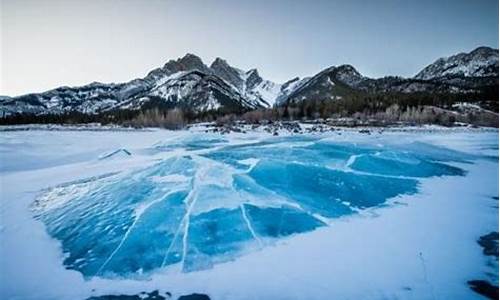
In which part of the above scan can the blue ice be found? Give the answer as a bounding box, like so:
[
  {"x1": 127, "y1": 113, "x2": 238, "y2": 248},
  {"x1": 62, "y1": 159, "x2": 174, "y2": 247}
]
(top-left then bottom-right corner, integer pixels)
[{"x1": 32, "y1": 136, "x2": 473, "y2": 278}]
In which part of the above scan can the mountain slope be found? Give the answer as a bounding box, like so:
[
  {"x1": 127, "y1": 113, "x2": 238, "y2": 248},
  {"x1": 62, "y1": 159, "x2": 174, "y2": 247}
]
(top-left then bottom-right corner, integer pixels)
[
  {"x1": 1, "y1": 47, "x2": 498, "y2": 118},
  {"x1": 283, "y1": 66, "x2": 359, "y2": 104},
  {"x1": 210, "y1": 58, "x2": 282, "y2": 107},
  {"x1": 415, "y1": 47, "x2": 499, "y2": 80},
  {"x1": 281, "y1": 64, "x2": 463, "y2": 105},
  {"x1": 116, "y1": 70, "x2": 257, "y2": 112},
  {"x1": 0, "y1": 54, "x2": 281, "y2": 117},
  {"x1": 279, "y1": 47, "x2": 499, "y2": 105}
]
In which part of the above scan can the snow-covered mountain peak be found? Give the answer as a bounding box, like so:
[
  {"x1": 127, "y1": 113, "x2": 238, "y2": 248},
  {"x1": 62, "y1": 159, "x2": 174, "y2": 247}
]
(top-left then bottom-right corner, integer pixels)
[
  {"x1": 246, "y1": 68, "x2": 259, "y2": 76},
  {"x1": 3, "y1": 47, "x2": 497, "y2": 117},
  {"x1": 210, "y1": 57, "x2": 246, "y2": 90},
  {"x1": 415, "y1": 46, "x2": 499, "y2": 80},
  {"x1": 335, "y1": 64, "x2": 361, "y2": 76},
  {"x1": 209, "y1": 59, "x2": 282, "y2": 107},
  {"x1": 245, "y1": 69, "x2": 263, "y2": 89},
  {"x1": 333, "y1": 64, "x2": 364, "y2": 86},
  {"x1": 210, "y1": 57, "x2": 230, "y2": 67},
  {"x1": 274, "y1": 77, "x2": 310, "y2": 105},
  {"x1": 239, "y1": 68, "x2": 283, "y2": 107},
  {"x1": 469, "y1": 46, "x2": 498, "y2": 60},
  {"x1": 163, "y1": 53, "x2": 210, "y2": 74}
]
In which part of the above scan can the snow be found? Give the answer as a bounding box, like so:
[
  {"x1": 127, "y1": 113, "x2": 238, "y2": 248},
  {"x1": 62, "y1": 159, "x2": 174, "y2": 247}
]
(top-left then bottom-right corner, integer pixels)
[
  {"x1": 230, "y1": 68, "x2": 282, "y2": 107},
  {"x1": 152, "y1": 71, "x2": 187, "y2": 88},
  {"x1": 148, "y1": 72, "x2": 198, "y2": 103},
  {"x1": 0, "y1": 125, "x2": 498, "y2": 300},
  {"x1": 247, "y1": 80, "x2": 282, "y2": 107},
  {"x1": 415, "y1": 47, "x2": 498, "y2": 80},
  {"x1": 275, "y1": 77, "x2": 310, "y2": 105},
  {"x1": 203, "y1": 93, "x2": 221, "y2": 111},
  {"x1": 452, "y1": 102, "x2": 482, "y2": 110}
]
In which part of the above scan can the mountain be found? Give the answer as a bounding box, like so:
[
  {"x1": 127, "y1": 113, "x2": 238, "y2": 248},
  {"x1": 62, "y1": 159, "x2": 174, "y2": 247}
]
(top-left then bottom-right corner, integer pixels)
[
  {"x1": 280, "y1": 47, "x2": 498, "y2": 105},
  {"x1": 275, "y1": 77, "x2": 310, "y2": 105},
  {"x1": 282, "y1": 65, "x2": 459, "y2": 104},
  {"x1": 415, "y1": 47, "x2": 498, "y2": 80},
  {"x1": 1, "y1": 47, "x2": 498, "y2": 118},
  {"x1": 0, "y1": 54, "x2": 283, "y2": 117},
  {"x1": 210, "y1": 58, "x2": 282, "y2": 107},
  {"x1": 282, "y1": 66, "x2": 356, "y2": 104},
  {"x1": 411, "y1": 46, "x2": 499, "y2": 91}
]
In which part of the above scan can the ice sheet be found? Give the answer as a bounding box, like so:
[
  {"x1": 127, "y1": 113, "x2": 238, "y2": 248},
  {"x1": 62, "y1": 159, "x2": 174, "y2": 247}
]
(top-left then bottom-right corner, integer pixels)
[{"x1": 0, "y1": 126, "x2": 497, "y2": 300}]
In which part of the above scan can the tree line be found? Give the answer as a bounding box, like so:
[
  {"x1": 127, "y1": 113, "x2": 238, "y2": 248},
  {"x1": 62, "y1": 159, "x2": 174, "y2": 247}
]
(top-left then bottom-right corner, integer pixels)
[{"x1": 1, "y1": 89, "x2": 497, "y2": 127}]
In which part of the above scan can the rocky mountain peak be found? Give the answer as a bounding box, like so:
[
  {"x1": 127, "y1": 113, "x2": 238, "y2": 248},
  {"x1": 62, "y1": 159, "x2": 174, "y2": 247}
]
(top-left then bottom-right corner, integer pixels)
[
  {"x1": 282, "y1": 77, "x2": 301, "y2": 90},
  {"x1": 335, "y1": 64, "x2": 361, "y2": 75},
  {"x1": 3, "y1": 47, "x2": 497, "y2": 118},
  {"x1": 210, "y1": 57, "x2": 229, "y2": 68},
  {"x1": 415, "y1": 46, "x2": 499, "y2": 80},
  {"x1": 210, "y1": 58, "x2": 244, "y2": 89},
  {"x1": 332, "y1": 64, "x2": 364, "y2": 86},
  {"x1": 178, "y1": 53, "x2": 210, "y2": 72},
  {"x1": 245, "y1": 68, "x2": 263, "y2": 89},
  {"x1": 161, "y1": 53, "x2": 210, "y2": 75},
  {"x1": 246, "y1": 68, "x2": 259, "y2": 76},
  {"x1": 470, "y1": 46, "x2": 498, "y2": 57}
]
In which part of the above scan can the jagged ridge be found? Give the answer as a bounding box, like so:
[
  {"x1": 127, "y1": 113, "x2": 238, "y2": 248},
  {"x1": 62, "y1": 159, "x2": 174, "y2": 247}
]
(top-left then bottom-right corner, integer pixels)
[{"x1": 1, "y1": 46, "x2": 498, "y2": 117}]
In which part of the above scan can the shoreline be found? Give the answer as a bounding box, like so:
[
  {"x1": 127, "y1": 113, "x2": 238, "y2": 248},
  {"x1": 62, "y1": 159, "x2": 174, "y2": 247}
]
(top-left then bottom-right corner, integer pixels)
[{"x1": 0, "y1": 121, "x2": 498, "y2": 134}]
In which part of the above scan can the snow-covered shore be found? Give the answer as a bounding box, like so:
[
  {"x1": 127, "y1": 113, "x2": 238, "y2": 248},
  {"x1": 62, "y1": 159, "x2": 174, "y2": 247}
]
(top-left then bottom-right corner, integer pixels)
[
  {"x1": 0, "y1": 126, "x2": 498, "y2": 300},
  {"x1": 1, "y1": 121, "x2": 497, "y2": 134}
]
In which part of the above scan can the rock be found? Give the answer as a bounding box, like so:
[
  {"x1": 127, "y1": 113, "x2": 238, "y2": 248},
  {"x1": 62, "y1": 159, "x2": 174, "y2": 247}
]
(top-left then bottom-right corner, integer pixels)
[
  {"x1": 177, "y1": 293, "x2": 210, "y2": 300},
  {"x1": 87, "y1": 290, "x2": 167, "y2": 300},
  {"x1": 478, "y1": 231, "x2": 499, "y2": 258},
  {"x1": 468, "y1": 280, "x2": 499, "y2": 300}
]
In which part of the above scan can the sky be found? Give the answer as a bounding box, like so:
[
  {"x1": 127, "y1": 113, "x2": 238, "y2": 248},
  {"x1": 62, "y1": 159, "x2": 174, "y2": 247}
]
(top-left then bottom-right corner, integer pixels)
[{"x1": 1, "y1": 0, "x2": 498, "y2": 96}]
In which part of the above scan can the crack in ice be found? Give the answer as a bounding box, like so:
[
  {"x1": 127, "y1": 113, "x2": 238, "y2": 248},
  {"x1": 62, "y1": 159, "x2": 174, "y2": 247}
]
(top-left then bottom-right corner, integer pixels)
[
  {"x1": 180, "y1": 159, "x2": 209, "y2": 270},
  {"x1": 33, "y1": 135, "x2": 466, "y2": 278},
  {"x1": 95, "y1": 190, "x2": 180, "y2": 276},
  {"x1": 95, "y1": 213, "x2": 140, "y2": 276},
  {"x1": 160, "y1": 216, "x2": 185, "y2": 268},
  {"x1": 160, "y1": 183, "x2": 197, "y2": 269},
  {"x1": 161, "y1": 157, "x2": 208, "y2": 270},
  {"x1": 240, "y1": 204, "x2": 263, "y2": 248}
]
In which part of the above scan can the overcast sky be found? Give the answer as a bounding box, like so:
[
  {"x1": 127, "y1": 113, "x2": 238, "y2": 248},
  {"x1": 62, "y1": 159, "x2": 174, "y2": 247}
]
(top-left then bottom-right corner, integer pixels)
[{"x1": 1, "y1": 0, "x2": 498, "y2": 96}]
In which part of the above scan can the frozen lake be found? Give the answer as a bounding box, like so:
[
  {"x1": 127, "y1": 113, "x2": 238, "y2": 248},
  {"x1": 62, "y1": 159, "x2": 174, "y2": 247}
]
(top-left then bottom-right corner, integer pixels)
[{"x1": 0, "y1": 126, "x2": 498, "y2": 299}]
